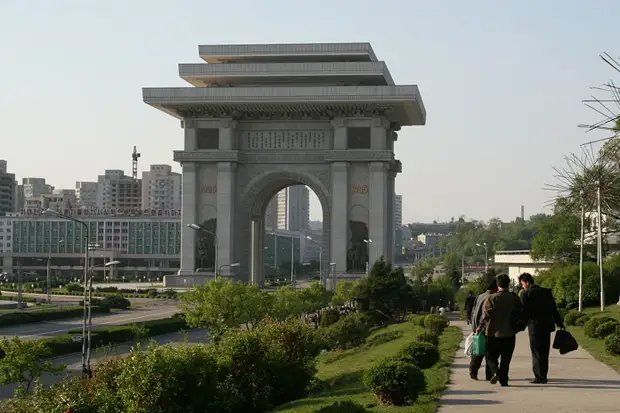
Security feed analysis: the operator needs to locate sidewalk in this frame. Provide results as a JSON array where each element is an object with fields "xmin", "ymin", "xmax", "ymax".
[{"xmin": 439, "ymin": 320, "xmax": 620, "ymax": 413}]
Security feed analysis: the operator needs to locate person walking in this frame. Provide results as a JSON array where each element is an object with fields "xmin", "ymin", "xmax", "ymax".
[
  {"xmin": 465, "ymin": 291, "xmax": 476, "ymax": 324},
  {"xmin": 469, "ymin": 278, "xmax": 497, "ymax": 381},
  {"xmin": 477, "ymin": 274, "xmax": 522, "ymax": 387},
  {"xmin": 518, "ymin": 272, "xmax": 565, "ymax": 384}
]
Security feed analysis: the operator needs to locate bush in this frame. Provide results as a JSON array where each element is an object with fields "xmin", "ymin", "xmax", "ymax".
[
  {"xmin": 65, "ymin": 283, "xmax": 84, "ymax": 293},
  {"xmin": 564, "ymin": 310, "xmax": 584, "ymax": 326},
  {"xmin": 575, "ymin": 315, "xmax": 591, "ymax": 326},
  {"xmin": 319, "ymin": 308, "xmax": 341, "ymax": 327},
  {"xmin": 557, "ymin": 307, "xmax": 568, "ymax": 322},
  {"xmin": 408, "ymin": 314, "xmax": 426, "ymax": 327},
  {"xmin": 96, "ymin": 286, "xmax": 119, "ymax": 293},
  {"xmin": 424, "ymin": 314, "xmax": 449, "ymax": 334},
  {"xmin": 595, "ymin": 320, "xmax": 620, "ymax": 339},
  {"xmin": 320, "ymin": 313, "xmax": 371, "ymax": 350},
  {"xmin": 584, "ymin": 317, "xmax": 617, "ymax": 338},
  {"xmin": 0, "ymin": 306, "xmax": 110, "ymax": 327},
  {"xmin": 313, "ymin": 400, "xmax": 371, "ymax": 413},
  {"xmin": 147, "ymin": 289, "xmax": 159, "ymax": 298},
  {"xmin": 100, "ymin": 295, "xmax": 131, "ymax": 309},
  {"xmin": 416, "ymin": 331, "xmax": 439, "ymax": 347},
  {"xmin": 397, "ymin": 341, "xmax": 440, "ymax": 369},
  {"xmin": 604, "ymin": 332, "xmax": 620, "ymax": 356},
  {"xmin": 363, "ymin": 357, "xmax": 426, "ymax": 406}
]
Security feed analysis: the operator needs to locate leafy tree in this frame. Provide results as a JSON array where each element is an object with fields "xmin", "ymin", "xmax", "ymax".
[
  {"xmin": 331, "ymin": 280, "xmax": 358, "ymax": 306},
  {"xmin": 0, "ymin": 337, "xmax": 65, "ymax": 393},
  {"xmin": 530, "ymin": 204, "xmax": 587, "ymax": 262},
  {"xmin": 298, "ymin": 282, "xmax": 333, "ymax": 313}
]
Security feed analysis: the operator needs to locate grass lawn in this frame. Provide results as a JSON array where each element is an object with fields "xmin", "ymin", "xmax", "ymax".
[
  {"xmin": 568, "ymin": 304, "xmax": 620, "ymax": 373},
  {"xmin": 272, "ymin": 321, "xmax": 462, "ymax": 413}
]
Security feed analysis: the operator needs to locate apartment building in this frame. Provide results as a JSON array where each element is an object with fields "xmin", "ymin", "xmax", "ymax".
[{"xmin": 141, "ymin": 165, "xmax": 182, "ymax": 210}]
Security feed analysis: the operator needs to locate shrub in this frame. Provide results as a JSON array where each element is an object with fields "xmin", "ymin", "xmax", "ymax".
[
  {"xmin": 584, "ymin": 317, "xmax": 617, "ymax": 338},
  {"xmin": 424, "ymin": 314, "xmax": 449, "ymax": 334},
  {"xmin": 408, "ymin": 314, "xmax": 426, "ymax": 327},
  {"xmin": 319, "ymin": 308, "xmax": 341, "ymax": 327},
  {"xmin": 100, "ymin": 295, "xmax": 131, "ymax": 309},
  {"xmin": 557, "ymin": 307, "xmax": 568, "ymax": 322},
  {"xmin": 96, "ymin": 286, "xmax": 119, "ymax": 293},
  {"xmin": 397, "ymin": 341, "xmax": 440, "ymax": 369},
  {"xmin": 0, "ymin": 306, "xmax": 110, "ymax": 327},
  {"xmin": 65, "ymin": 283, "xmax": 84, "ymax": 293},
  {"xmin": 313, "ymin": 400, "xmax": 371, "ymax": 413},
  {"xmin": 147, "ymin": 289, "xmax": 159, "ymax": 298},
  {"xmin": 604, "ymin": 332, "xmax": 620, "ymax": 356},
  {"xmin": 163, "ymin": 289, "xmax": 178, "ymax": 298},
  {"xmin": 564, "ymin": 310, "xmax": 584, "ymax": 326},
  {"xmin": 320, "ymin": 313, "xmax": 371, "ymax": 350},
  {"xmin": 595, "ymin": 320, "xmax": 620, "ymax": 339},
  {"xmin": 416, "ymin": 331, "xmax": 439, "ymax": 346},
  {"xmin": 363, "ymin": 356, "xmax": 426, "ymax": 406},
  {"xmin": 575, "ymin": 314, "xmax": 591, "ymax": 326}
]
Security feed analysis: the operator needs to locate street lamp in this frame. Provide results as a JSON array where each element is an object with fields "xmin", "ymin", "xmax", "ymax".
[
  {"xmin": 329, "ymin": 262, "xmax": 337, "ymax": 290},
  {"xmin": 188, "ymin": 223, "xmax": 218, "ymax": 278},
  {"xmin": 218, "ymin": 262, "xmax": 240, "ymax": 280},
  {"xmin": 364, "ymin": 239, "xmax": 373, "ymax": 276},
  {"xmin": 305, "ymin": 236, "xmax": 322, "ymax": 284},
  {"xmin": 476, "ymin": 242, "xmax": 488, "ymax": 273},
  {"xmin": 47, "ymin": 239, "xmax": 64, "ymax": 303},
  {"xmin": 42, "ymin": 208, "xmax": 91, "ymax": 377}
]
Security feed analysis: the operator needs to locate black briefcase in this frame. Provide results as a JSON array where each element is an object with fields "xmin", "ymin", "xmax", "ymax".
[{"xmin": 553, "ymin": 330, "xmax": 579, "ymax": 355}]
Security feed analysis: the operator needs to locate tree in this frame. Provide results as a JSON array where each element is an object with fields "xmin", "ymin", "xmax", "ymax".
[
  {"xmin": 331, "ymin": 280, "xmax": 358, "ymax": 306},
  {"xmin": 0, "ymin": 337, "xmax": 65, "ymax": 393},
  {"xmin": 530, "ymin": 203, "xmax": 590, "ymax": 262},
  {"xmin": 298, "ymin": 282, "xmax": 333, "ymax": 314},
  {"xmin": 180, "ymin": 280, "xmax": 272, "ymax": 338}
]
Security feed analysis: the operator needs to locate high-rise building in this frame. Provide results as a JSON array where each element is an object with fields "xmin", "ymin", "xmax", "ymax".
[
  {"xmin": 264, "ymin": 197, "xmax": 278, "ymax": 230},
  {"xmin": 96, "ymin": 170, "xmax": 141, "ymax": 210},
  {"xmin": 274, "ymin": 186, "xmax": 309, "ymax": 232},
  {"xmin": 0, "ymin": 160, "xmax": 16, "ymax": 215},
  {"xmin": 394, "ymin": 194, "xmax": 402, "ymax": 229},
  {"xmin": 141, "ymin": 165, "xmax": 182, "ymax": 210},
  {"xmin": 75, "ymin": 181, "xmax": 98, "ymax": 207},
  {"xmin": 22, "ymin": 177, "xmax": 53, "ymax": 199}
]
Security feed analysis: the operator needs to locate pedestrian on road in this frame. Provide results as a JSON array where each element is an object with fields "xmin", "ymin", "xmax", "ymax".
[
  {"xmin": 518, "ymin": 272, "xmax": 565, "ymax": 384},
  {"xmin": 477, "ymin": 274, "xmax": 522, "ymax": 387},
  {"xmin": 465, "ymin": 291, "xmax": 476, "ymax": 324},
  {"xmin": 469, "ymin": 278, "xmax": 497, "ymax": 381}
]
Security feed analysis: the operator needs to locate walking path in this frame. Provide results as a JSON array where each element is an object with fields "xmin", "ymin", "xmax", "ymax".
[{"xmin": 439, "ymin": 320, "xmax": 620, "ymax": 413}]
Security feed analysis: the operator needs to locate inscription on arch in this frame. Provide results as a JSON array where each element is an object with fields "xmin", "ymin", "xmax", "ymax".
[{"xmin": 241, "ymin": 131, "xmax": 328, "ymax": 150}]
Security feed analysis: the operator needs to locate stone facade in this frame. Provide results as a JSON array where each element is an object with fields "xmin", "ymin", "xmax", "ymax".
[{"xmin": 143, "ymin": 42, "xmax": 426, "ymax": 284}]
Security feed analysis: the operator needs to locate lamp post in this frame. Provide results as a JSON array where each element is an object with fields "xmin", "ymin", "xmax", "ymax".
[
  {"xmin": 476, "ymin": 242, "xmax": 488, "ymax": 273},
  {"xmin": 218, "ymin": 263, "xmax": 240, "ymax": 279},
  {"xmin": 43, "ymin": 209, "xmax": 91, "ymax": 377},
  {"xmin": 188, "ymin": 223, "xmax": 218, "ymax": 279},
  {"xmin": 363, "ymin": 239, "xmax": 373, "ymax": 276},
  {"xmin": 329, "ymin": 262, "xmax": 336, "ymax": 290},
  {"xmin": 47, "ymin": 239, "xmax": 64, "ymax": 303},
  {"xmin": 305, "ymin": 236, "xmax": 322, "ymax": 285},
  {"xmin": 578, "ymin": 190, "xmax": 585, "ymax": 312},
  {"xmin": 290, "ymin": 237, "xmax": 295, "ymax": 289}
]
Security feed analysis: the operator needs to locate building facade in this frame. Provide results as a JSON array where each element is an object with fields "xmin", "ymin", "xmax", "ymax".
[
  {"xmin": 0, "ymin": 160, "xmax": 16, "ymax": 215},
  {"xmin": 394, "ymin": 194, "xmax": 402, "ymax": 229},
  {"xmin": 141, "ymin": 164, "xmax": 182, "ymax": 210},
  {"xmin": 75, "ymin": 181, "xmax": 98, "ymax": 207},
  {"xmin": 96, "ymin": 170, "xmax": 141, "ymax": 210}
]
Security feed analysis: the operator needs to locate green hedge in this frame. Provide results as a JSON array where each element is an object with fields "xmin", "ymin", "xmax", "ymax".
[
  {"xmin": 40, "ymin": 315, "xmax": 188, "ymax": 357},
  {"xmin": 0, "ymin": 306, "xmax": 111, "ymax": 327}
]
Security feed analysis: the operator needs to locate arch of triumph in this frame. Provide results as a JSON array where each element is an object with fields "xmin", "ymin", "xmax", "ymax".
[{"xmin": 143, "ymin": 42, "xmax": 426, "ymax": 284}]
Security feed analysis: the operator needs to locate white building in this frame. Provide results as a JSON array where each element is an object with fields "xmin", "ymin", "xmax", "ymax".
[
  {"xmin": 0, "ymin": 160, "xmax": 16, "ymax": 215},
  {"xmin": 276, "ymin": 186, "xmax": 309, "ymax": 232},
  {"xmin": 96, "ymin": 170, "xmax": 141, "ymax": 210},
  {"xmin": 75, "ymin": 181, "xmax": 98, "ymax": 207},
  {"xmin": 494, "ymin": 250, "xmax": 553, "ymax": 281},
  {"xmin": 394, "ymin": 194, "xmax": 402, "ymax": 229},
  {"xmin": 141, "ymin": 164, "xmax": 182, "ymax": 210}
]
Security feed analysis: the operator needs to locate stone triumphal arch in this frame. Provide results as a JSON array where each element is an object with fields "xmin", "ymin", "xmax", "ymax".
[{"xmin": 143, "ymin": 42, "xmax": 426, "ymax": 284}]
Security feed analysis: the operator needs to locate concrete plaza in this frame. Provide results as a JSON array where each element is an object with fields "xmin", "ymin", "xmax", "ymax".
[{"xmin": 440, "ymin": 320, "xmax": 620, "ymax": 413}]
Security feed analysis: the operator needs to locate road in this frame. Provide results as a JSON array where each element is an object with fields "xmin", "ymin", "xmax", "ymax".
[
  {"xmin": 1, "ymin": 290, "xmax": 175, "ymax": 308},
  {"xmin": 0, "ymin": 328, "xmax": 209, "ymax": 400},
  {"xmin": 0, "ymin": 303, "xmax": 180, "ymax": 340}
]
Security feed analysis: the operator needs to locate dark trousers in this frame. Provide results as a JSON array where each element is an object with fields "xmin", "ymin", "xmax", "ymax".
[
  {"xmin": 486, "ymin": 336, "xmax": 516, "ymax": 384},
  {"xmin": 529, "ymin": 332, "xmax": 551, "ymax": 380},
  {"xmin": 469, "ymin": 355, "xmax": 492, "ymax": 380}
]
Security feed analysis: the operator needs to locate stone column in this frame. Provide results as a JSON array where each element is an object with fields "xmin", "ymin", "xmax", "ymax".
[
  {"xmin": 216, "ymin": 162, "xmax": 236, "ymax": 275},
  {"xmin": 386, "ymin": 171, "xmax": 396, "ymax": 263},
  {"xmin": 368, "ymin": 162, "xmax": 388, "ymax": 263},
  {"xmin": 330, "ymin": 162, "xmax": 348, "ymax": 274},
  {"xmin": 371, "ymin": 117, "xmax": 389, "ymax": 149},
  {"xmin": 250, "ymin": 218, "xmax": 265, "ymax": 285},
  {"xmin": 179, "ymin": 162, "xmax": 197, "ymax": 275}
]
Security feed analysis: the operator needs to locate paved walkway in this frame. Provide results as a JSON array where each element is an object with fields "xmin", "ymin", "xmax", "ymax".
[{"xmin": 439, "ymin": 320, "xmax": 620, "ymax": 413}]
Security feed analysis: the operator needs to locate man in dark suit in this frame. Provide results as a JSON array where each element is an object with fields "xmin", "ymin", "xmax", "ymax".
[
  {"xmin": 477, "ymin": 274, "xmax": 522, "ymax": 387},
  {"xmin": 465, "ymin": 291, "xmax": 476, "ymax": 324},
  {"xmin": 469, "ymin": 278, "xmax": 497, "ymax": 381},
  {"xmin": 519, "ymin": 272, "xmax": 565, "ymax": 384}
]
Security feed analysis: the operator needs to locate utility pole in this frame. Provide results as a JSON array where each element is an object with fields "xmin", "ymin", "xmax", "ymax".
[
  {"xmin": 578, "ymin": 191, "xmax": 585, "ymax": 312},
  {"xmin": 597, "ymin": 182, "xmax": 605, "ymax": 311}
]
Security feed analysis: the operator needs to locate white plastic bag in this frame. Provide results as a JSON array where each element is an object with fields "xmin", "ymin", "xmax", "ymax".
[{"xmin": 464, "ymin": 333, "xmax": 474, "ymax": 356}]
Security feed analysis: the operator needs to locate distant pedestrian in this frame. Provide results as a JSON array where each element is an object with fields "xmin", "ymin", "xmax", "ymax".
[
  {"xmin": 465, "ymin": 291, "xmax": 476, "ymax": 324},
  {"xmin": 519, "ymin": 273, "xmax": 565, "ymax": 384}
]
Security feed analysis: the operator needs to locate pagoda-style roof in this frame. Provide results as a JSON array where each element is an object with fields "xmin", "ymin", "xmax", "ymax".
[
  {"xmin": 198, "ymin": 42, "xmax": 377, "ymax": 64},
  {"xmin": 143, "ymin": 42, "xmax": 426, "ymax": 126}
]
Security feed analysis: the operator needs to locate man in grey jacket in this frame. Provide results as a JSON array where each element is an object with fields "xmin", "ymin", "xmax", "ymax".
[{"xmin": 469, "ymin": 277, "xmax": 498, "ymax": 380}]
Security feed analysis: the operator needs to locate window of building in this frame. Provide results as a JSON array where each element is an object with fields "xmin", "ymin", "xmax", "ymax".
[
  {"xmin": 347, "ymin": 127, "xmax": 371, "ymax": 149},
  {"xmin": 196, "ymin": 128, "xmax": 220, "ymax": 150}
]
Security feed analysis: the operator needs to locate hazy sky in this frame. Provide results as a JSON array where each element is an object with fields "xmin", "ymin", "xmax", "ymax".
[{"xmin": 1, "ymin": 0, "xmax": 617, "ymax": 223}]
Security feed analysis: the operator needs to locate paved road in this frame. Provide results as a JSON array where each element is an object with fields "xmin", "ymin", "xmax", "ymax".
[
  {"xmin": 439, "ymin": 320, "xmax": 620, "ymax": 413},
  {"xmin": 0, "ymin": 328, "xmax": 209, "ymax": 400},
  {"xmin": 0, "ymin": 304, "xmax": 180, "ymax": 340},
  {"xmin": 1, "ymin": 290, "xmax": 176, "ymax": 308}
]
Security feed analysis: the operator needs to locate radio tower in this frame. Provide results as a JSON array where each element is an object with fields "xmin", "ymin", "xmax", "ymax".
[{"xmin": 132, "ymin": 146, "xmax": 141, "ymax": 180}]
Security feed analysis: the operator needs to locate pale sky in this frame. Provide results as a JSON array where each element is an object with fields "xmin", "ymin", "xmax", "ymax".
[{"xmin": 1, "ymin": 0, "xmax": 617, "ymax": 223}]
